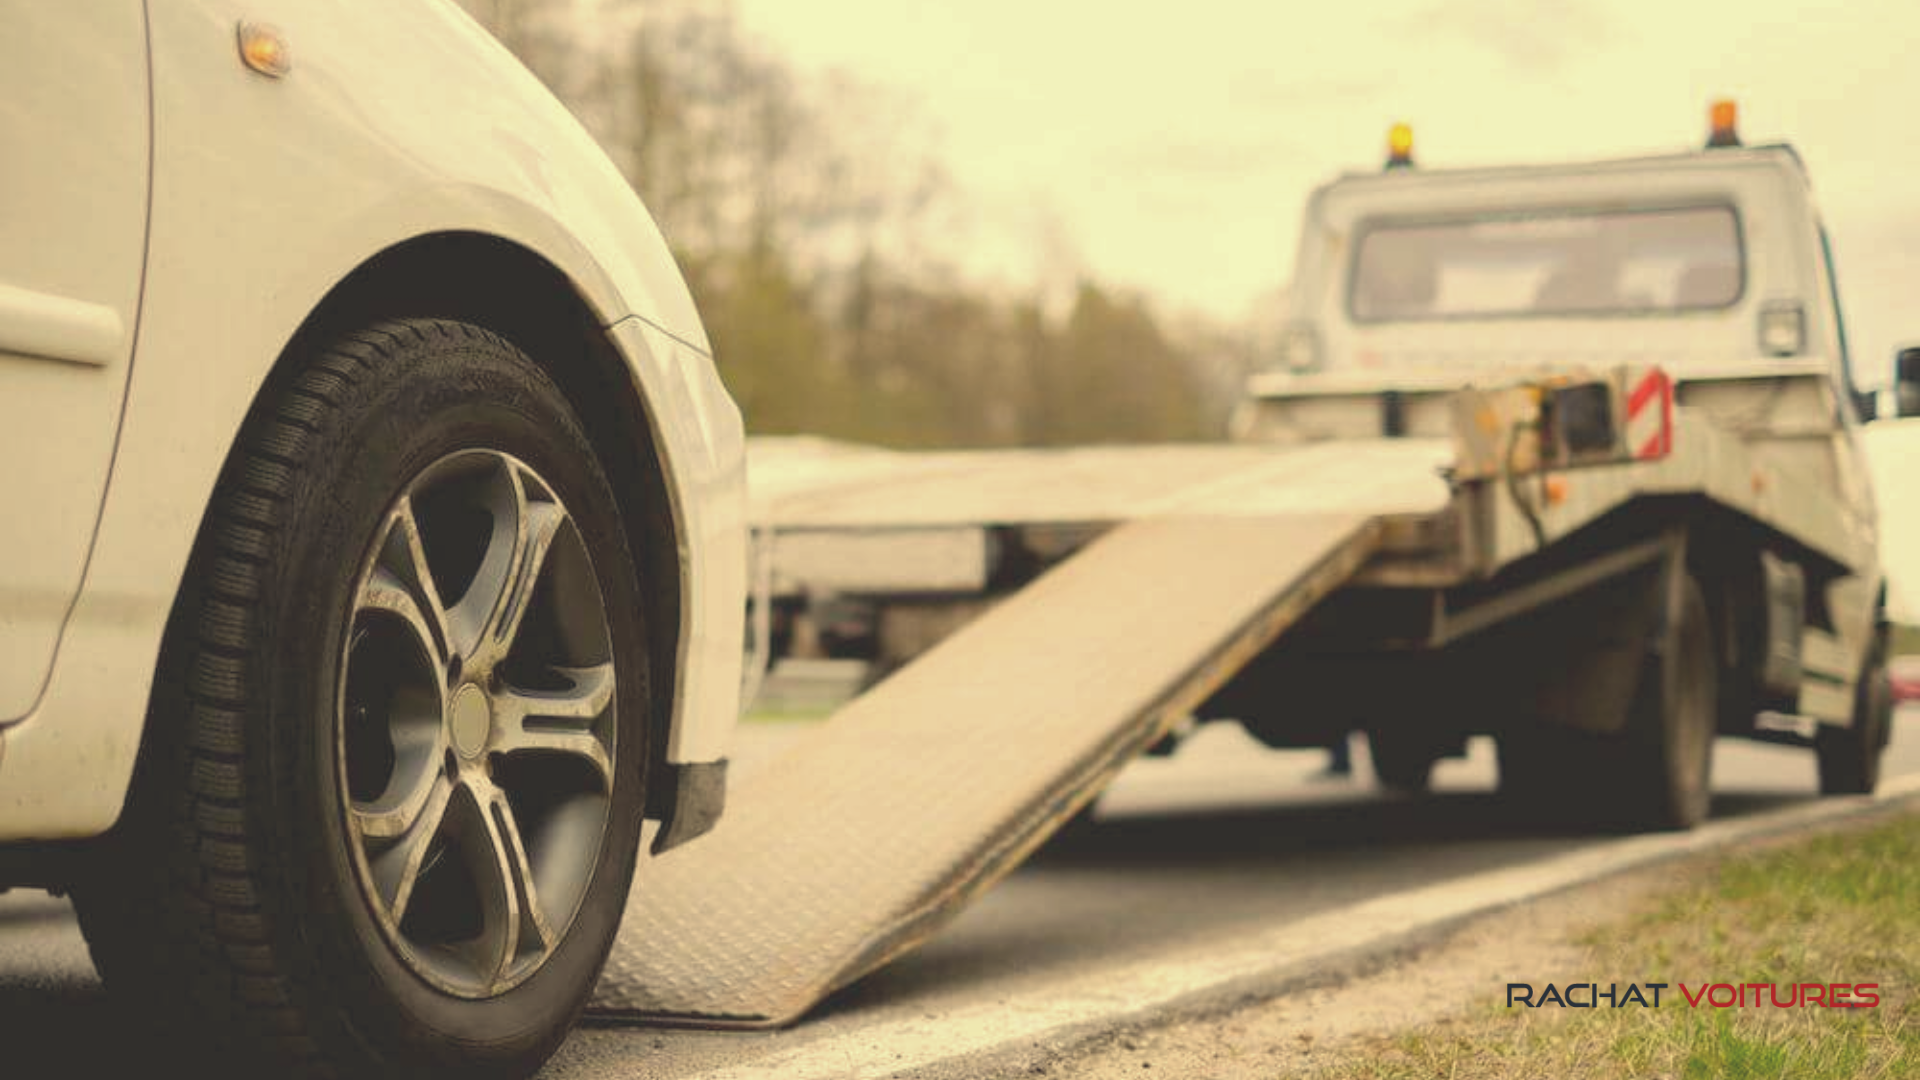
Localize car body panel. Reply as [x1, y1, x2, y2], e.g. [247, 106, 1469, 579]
[0, 0, 744, 839]
[608, 316, 746, 765]
[0, 1, 151, 720]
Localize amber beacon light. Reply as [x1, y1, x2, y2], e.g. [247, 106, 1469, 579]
[1386, 122, 1415, 169]
[1707, 99, 1740, 148]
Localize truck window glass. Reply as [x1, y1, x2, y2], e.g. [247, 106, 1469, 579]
[1350, 205, 1744, 322]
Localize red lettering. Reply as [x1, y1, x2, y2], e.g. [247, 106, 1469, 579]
[1801, 983, 1828, 1007]
[1855, 984, 1880, 1009]
[1680, 983, 1709, 1007]
[1827, 984, 1853, 1009]
[1769, 983, 1798, 1008]
[1707, 984, 1737, 1008]
[1743, 982, 1768, 1007]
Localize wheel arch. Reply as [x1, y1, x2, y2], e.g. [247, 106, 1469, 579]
[262, 231, 687, 807]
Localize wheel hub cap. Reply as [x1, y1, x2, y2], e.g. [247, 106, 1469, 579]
[450, 684, 492, 759]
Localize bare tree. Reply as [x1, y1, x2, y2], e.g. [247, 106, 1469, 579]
[459, 0, 1229, 449]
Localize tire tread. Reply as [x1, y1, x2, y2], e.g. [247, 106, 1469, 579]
[77, 318, 523, 1078]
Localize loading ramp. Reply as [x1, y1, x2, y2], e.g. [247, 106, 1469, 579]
[589, 513, 1380, 1026]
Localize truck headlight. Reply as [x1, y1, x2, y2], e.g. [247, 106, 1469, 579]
[1279, 323, 1321, 372]
[1758, 301, 1805, 358]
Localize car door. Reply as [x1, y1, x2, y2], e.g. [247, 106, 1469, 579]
[0, 2, 152, 721]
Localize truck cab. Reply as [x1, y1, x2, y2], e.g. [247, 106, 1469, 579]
[1260, 140, 1866, 403]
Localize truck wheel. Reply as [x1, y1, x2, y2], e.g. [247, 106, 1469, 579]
[1365, 731, 1440, 793]
[72, 320, 651, 1079]
[1816, 632, 1891, 795]
[1618, 575, 1717, 830]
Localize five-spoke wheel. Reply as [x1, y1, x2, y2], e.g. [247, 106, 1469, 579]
[342, 450, 617, 998]
[74, 320, 653, 1079]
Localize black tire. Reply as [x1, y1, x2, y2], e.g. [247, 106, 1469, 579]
[1495, 727, 1589, 812]
[1498, 575, 1715, 831]
[1365, 731, 1439, 794]
[1494, 731, 1546, 801]
[1816, 628, 1891, 796]
[73, 319, 651, 1079]
[1617, 575, 1717, 830]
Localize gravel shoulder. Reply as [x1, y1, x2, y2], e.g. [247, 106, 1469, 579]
[1008, 868, 1660, 1079]
[1013, 805, 1919, 1080]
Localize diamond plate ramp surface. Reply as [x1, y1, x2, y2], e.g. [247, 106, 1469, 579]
[590, 513, 1377, 1026]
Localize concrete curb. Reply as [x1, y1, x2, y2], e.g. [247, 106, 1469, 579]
[692, 774, 1920, 1080]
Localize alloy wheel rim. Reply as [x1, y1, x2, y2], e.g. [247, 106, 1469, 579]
[337, 449, 616, 998]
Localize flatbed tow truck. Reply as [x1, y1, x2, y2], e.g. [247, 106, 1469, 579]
[586, 104, 1916, 1030]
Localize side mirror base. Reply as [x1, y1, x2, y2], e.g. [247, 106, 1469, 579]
[1893, 346, 1920, 419]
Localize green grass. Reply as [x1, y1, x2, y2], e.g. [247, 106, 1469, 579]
[1325, 810, 1920, 1080]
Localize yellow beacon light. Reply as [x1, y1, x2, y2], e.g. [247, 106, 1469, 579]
[1707, 98, 1740, 148]
[1386, 122, 1415, 169]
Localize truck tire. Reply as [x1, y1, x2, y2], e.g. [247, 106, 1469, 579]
[72, 320, 651, 1079]
[1617, 575, 1717, 830]
[1494, 727, 1594, 815]
[1495, 729, 1558, 803]
[1816, 631, 1891, 795]
[1499, 575, 1716, 830]
[1365, 731, 1441, 794]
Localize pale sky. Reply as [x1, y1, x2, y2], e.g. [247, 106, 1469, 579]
[734, 0, 1920, 383]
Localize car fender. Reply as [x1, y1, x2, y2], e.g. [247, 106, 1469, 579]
[0, 0, 743, 839]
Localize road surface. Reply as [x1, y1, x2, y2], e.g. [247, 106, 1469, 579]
[3, 709, 1915, 1079]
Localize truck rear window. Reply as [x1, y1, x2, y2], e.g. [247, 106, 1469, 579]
[1349, 205, 1743, 321]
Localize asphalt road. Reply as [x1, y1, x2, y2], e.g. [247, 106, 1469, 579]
[3, 709, 1916, 1079]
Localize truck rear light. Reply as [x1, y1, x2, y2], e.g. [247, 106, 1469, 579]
[1758, 301, 1805, 357]
[1450, 366, 1672, 480]
[1546, 382, 1616, 455]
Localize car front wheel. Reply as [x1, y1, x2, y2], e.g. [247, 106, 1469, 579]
[74, 319, 651, 1079]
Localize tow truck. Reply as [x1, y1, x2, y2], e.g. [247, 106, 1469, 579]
[584, 102, 1916, 1030]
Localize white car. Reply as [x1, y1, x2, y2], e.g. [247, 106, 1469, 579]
[0, 2, 745, 1076]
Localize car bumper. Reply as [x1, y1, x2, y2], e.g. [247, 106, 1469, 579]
[607, 316, 747, 769]
[648, 759, 728, 853]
